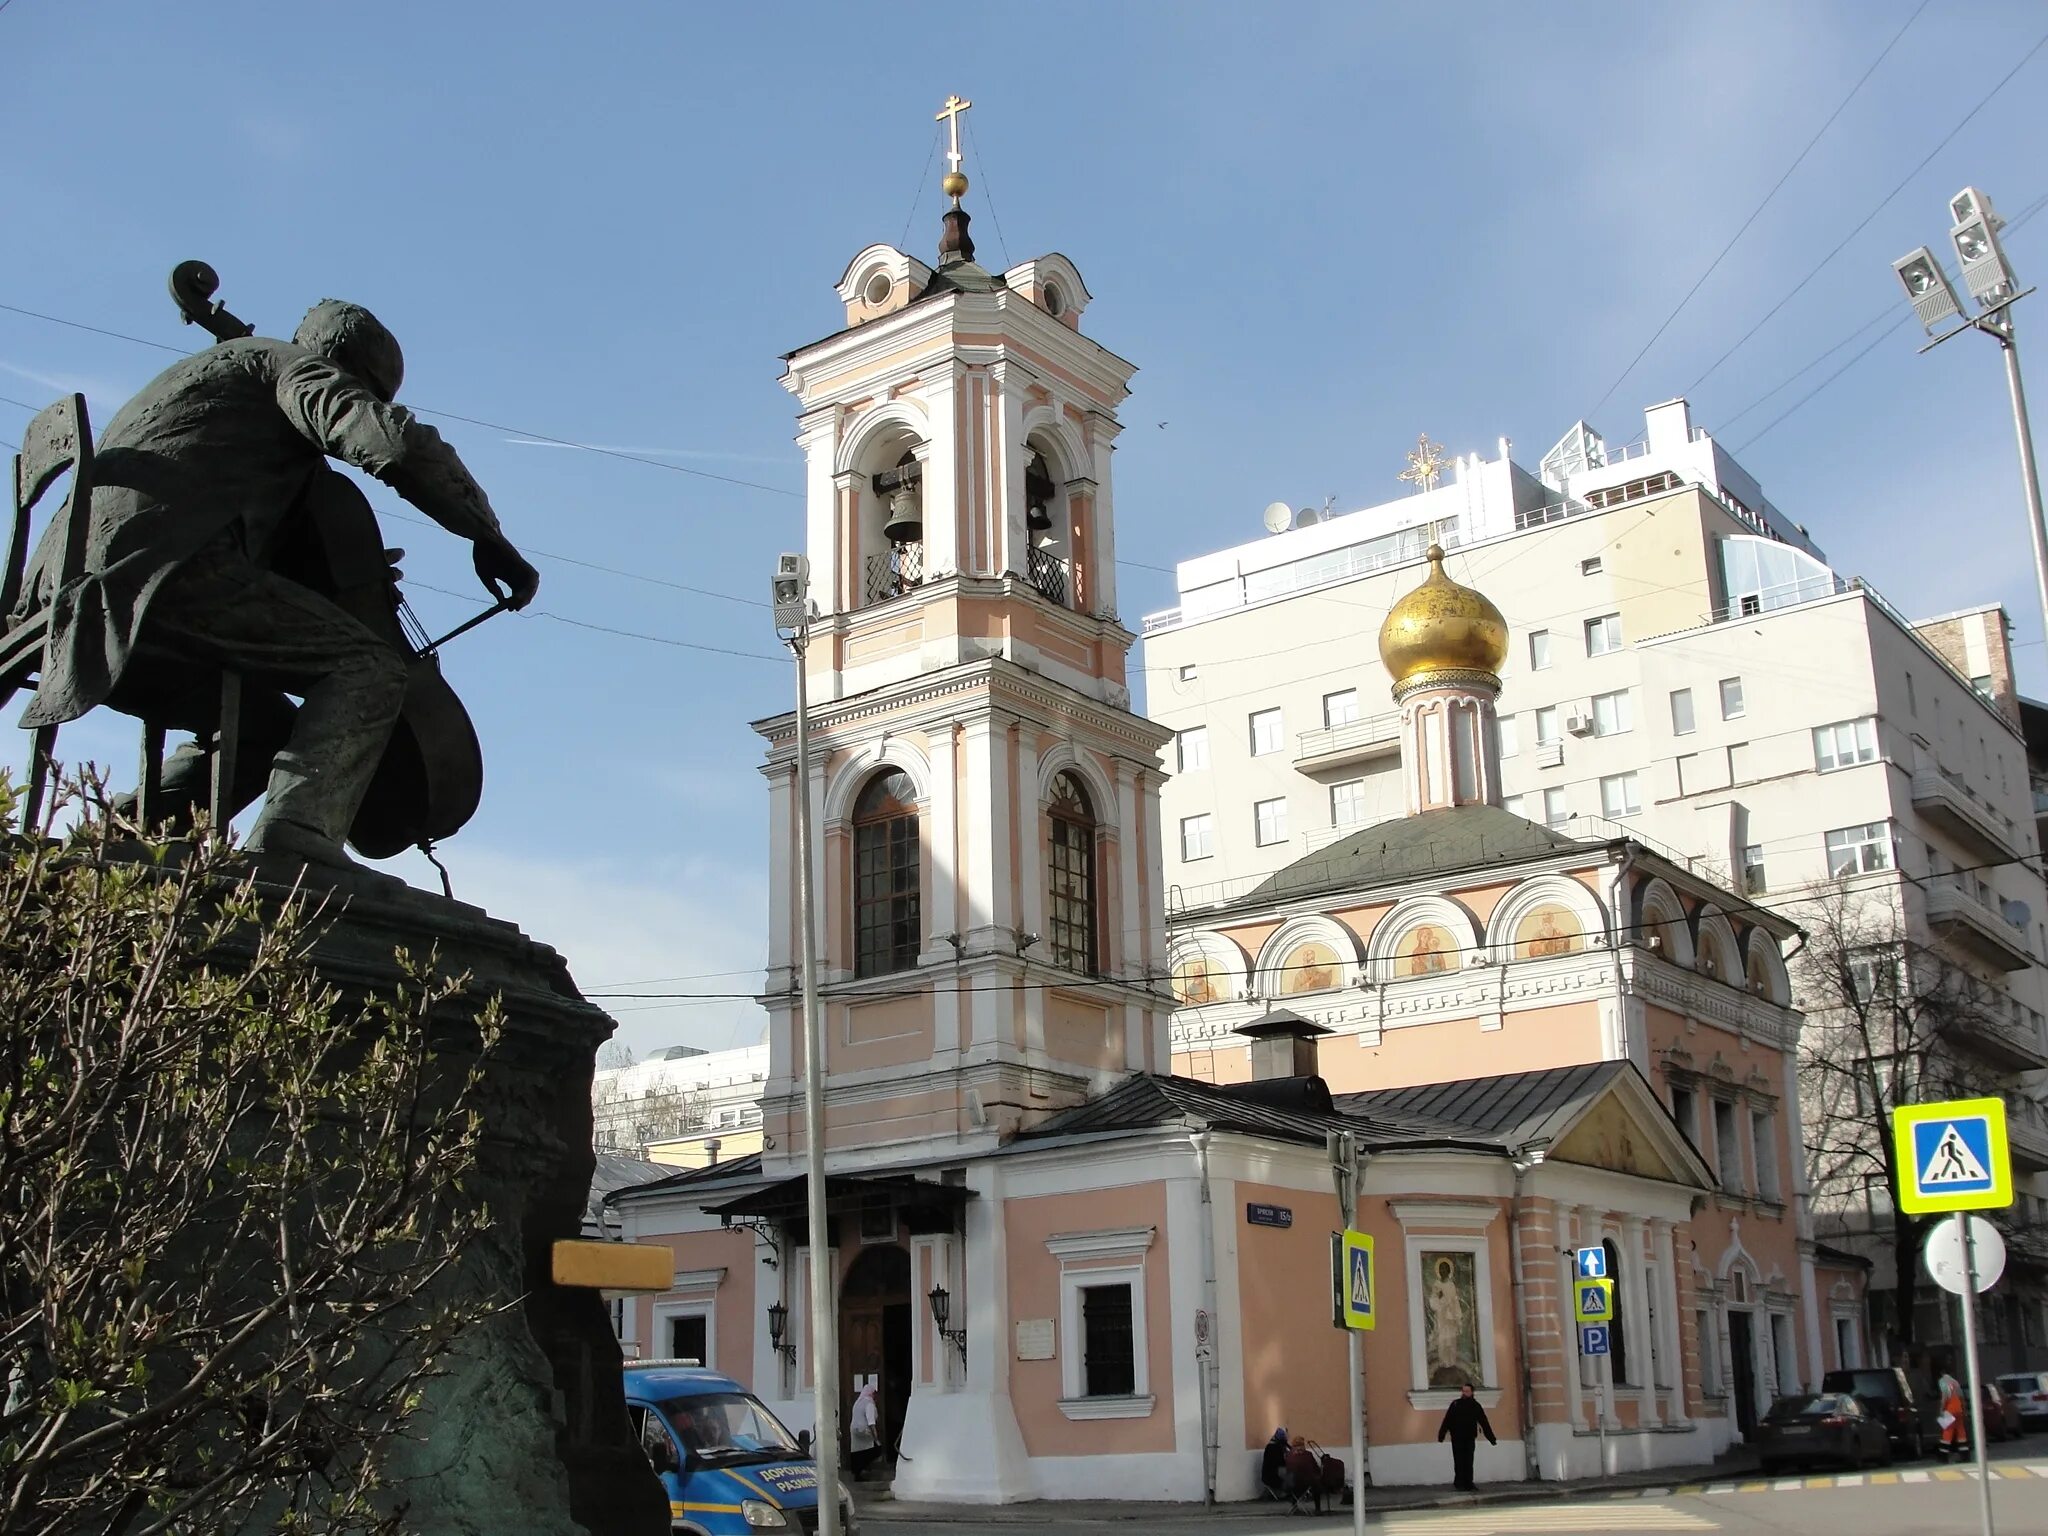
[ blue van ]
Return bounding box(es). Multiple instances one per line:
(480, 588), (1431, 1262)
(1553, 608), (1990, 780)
(623, 1362), (853, 1535)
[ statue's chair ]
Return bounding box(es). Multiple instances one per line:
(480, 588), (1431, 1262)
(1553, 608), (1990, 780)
(2, 394), (241, 835)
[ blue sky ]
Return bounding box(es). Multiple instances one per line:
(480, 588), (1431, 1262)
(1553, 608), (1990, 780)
(4, 0), (2047, 1055)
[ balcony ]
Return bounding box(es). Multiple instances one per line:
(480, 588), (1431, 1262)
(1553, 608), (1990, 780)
(1923, 880), (2034, 972)
(1026, 545), (1071, 608)
(1913, 767), (2020, 861)
(2010, 1103), (2048, 1172)
(1294, 712), (1402, 776)
(863, 543), (924, 608)
(1945, 1003), (2048, 1072)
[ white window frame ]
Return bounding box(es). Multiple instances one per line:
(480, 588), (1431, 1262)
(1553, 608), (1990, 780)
(1390, 1202), (1502, 1410)
(1585, 612), (1622, 656)
(1254, 797), (1288, 847)
(1825, 822), (1891, 878)
(1600, 771), (1641, 818)
(1175, 727), (1209, 773)
(1750, 1107), (1780, 1203)
(1502, 793), (1526, 818)
(651, 1295), (718, 1370)
(1323, 689), (1360, 728)
(1719, 676), (1745, 719)
(1529, 630), (1552, 671)
(1542, 787), (1569, 828)
(1534, 706), (1559, 746)
(1180, 813), (1213, 862)
(1048, 1227), (1155, 1419)
(1669, 688), (1695, 736)
(1591, 689), (1632, 737)
(1249, 708), (1284, 756)
(1330, 779), (1366, 828)
(1497, 714), (1520, 759)
(1178, 663), (1197, 682)
(1813, 717), (1878, 772)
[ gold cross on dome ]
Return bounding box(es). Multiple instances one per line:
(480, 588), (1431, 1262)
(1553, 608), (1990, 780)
(936, 94), (973, 176)
(1399, 433), (1448, 494)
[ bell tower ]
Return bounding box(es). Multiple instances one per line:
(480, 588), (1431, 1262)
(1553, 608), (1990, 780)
(755, 103), (1172, 1176)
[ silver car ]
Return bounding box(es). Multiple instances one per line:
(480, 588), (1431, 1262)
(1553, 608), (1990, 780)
(1998, 1371), (2048, 1427)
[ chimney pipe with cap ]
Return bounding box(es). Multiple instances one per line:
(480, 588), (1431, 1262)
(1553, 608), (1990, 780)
(1234, 1008), (1332, 1081)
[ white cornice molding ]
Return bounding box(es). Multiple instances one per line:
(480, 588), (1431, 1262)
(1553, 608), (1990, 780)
(1388, 1199), (1498, 1232)
(1046, 1226), (1156, 1263)
(672, 1266), (728, 1292)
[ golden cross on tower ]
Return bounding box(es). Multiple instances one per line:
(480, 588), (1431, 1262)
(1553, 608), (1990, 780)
(936, 94), (973, 202)
(1399, 433), (1449, 494)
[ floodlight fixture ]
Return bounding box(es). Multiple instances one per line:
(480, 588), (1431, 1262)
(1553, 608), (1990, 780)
(1951, 185), (2004, 233)
(1894, 246), (1965, 333)
(1951, 213), (2018, 308)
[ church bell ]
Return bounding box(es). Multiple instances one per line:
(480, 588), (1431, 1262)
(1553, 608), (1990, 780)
(1025, 453), (1055, 533)
(883, 484), (924, 545)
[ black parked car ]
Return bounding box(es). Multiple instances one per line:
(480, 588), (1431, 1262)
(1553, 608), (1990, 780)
(1822, 1367), (1933, 1458)
(1756, 1393), (1892, 1472)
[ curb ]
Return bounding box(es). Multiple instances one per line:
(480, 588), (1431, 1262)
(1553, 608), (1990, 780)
(856, 1462), (1762, 1525)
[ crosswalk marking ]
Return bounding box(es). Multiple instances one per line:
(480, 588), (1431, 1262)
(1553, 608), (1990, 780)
(1376, 1507), (1716, 1534)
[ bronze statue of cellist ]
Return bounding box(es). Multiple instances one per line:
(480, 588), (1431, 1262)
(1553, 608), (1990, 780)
(8, 289), (540, 878)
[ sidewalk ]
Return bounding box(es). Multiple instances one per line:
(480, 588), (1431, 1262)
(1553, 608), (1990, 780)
(854, 1450), (1764, 1525)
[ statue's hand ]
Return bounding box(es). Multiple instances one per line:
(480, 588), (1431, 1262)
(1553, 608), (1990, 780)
(474, 534), (540, 610)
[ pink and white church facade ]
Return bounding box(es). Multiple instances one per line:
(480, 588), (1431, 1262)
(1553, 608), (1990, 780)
(609, 165), (1868, 1506)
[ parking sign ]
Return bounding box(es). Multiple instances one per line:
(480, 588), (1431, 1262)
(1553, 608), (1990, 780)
(1580, 1324), (1610, 1356)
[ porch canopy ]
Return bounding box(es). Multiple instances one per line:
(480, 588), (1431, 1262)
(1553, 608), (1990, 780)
(704, 1170), (973, 1240)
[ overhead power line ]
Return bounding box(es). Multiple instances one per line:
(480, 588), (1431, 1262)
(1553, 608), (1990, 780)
(1589, 0), (1930, 418)
(1687, 24), (2048, 394)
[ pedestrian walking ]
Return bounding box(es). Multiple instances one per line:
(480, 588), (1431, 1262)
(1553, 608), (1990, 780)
(849, 1381), (882, 1479)
(1436, 1383), (1496, 1490)
(1936, 1371), (1967, 1462)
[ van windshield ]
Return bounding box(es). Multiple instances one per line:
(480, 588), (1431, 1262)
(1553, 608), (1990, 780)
(658, 1391), (804, 1467)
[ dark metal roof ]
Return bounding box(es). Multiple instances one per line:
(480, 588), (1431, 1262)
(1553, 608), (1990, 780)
(1013, 1073), (1498, 1154)
(1814, 1241), (1874, 1272)
(586, 1150), (675, 1231)
(1337, 1061), (1629, 1151)
(604, 1151), (764, 1206)
(1241, 804), (1604, 907)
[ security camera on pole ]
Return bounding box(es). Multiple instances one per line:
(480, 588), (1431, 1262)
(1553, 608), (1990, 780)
(773, 552), (842, 1536)
(1893, 187), (2048, 643)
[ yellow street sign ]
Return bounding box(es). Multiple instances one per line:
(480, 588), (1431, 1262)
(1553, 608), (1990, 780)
(1330, 1229), (1376, 1330)
(1891, 1097), (2011, 1215)
(1573, 1276), (1614, 1325)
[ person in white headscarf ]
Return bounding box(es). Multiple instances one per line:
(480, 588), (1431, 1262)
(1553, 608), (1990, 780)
(849, 1381), (881, 1478)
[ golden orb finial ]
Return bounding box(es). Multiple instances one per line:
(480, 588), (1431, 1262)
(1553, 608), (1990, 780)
(1377, 543), (1510, 694)
(941, 170), (969, 200)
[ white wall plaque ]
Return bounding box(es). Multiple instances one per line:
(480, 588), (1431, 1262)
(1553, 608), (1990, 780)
(1015, 1318), (1056, 1360)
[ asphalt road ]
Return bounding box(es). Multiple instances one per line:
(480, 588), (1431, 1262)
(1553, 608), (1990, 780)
(863, 1443), (2048, 1536)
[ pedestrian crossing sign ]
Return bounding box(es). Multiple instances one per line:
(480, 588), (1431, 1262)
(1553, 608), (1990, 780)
(1331, 1229), (1376, 1331)
(1892, 1097), (2011, 1215)
(1573, 1277), (1614, 1325)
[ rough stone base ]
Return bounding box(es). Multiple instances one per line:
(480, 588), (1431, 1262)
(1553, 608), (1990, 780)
(240, 855), (670, 1536)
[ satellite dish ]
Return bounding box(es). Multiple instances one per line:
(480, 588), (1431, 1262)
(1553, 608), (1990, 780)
(1293, 507), (1320, 529)
(1262, 500), (1292, 534)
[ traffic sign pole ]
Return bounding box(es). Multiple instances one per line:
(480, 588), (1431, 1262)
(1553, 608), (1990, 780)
(1958, 1212), (1995, 1536)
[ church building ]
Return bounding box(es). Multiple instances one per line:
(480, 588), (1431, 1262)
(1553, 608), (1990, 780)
(609, 119), (1866, 1503)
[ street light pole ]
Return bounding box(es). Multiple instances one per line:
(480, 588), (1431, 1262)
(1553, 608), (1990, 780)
(1994, 316), (2048, 650)
(777, 554), (841, 1536)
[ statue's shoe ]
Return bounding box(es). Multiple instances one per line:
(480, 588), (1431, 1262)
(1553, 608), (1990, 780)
(245, 818), (406, 897)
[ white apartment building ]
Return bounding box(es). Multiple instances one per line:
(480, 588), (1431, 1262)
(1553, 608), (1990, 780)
(1143, 398), (2048, 1364)
(591, 1041), (767, 1164)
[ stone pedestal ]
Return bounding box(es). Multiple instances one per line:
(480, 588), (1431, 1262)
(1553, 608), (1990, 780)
(254, 859), (669, 1536)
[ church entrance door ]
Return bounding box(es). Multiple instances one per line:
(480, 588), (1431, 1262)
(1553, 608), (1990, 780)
(840, 1244), (912, 1478)
(1727, 1310), (1758, 1441)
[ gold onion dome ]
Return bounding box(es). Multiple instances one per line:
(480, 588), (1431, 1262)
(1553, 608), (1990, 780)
(1377, 544), (1510, 690)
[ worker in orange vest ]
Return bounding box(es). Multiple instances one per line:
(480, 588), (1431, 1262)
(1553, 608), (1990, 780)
(1937, 1370), (1968, 1462)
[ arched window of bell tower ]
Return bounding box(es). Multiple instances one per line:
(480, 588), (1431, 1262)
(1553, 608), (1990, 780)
(1023, 435), (1078, 612)
(852, 769), (921, 978)
(842, 413), (929, 613)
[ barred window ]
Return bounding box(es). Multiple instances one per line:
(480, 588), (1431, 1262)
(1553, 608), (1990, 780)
(853, 770), (920, 978)
(1048, 772), (1099, 974)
